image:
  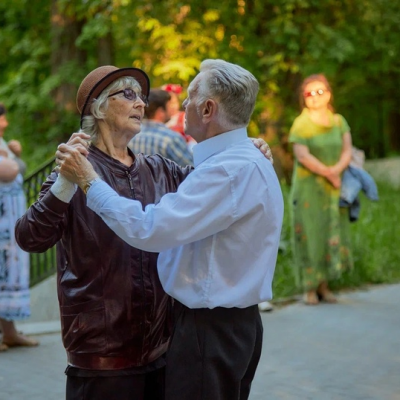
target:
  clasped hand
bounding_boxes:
[324,166,341,189]
[55,132,98,186]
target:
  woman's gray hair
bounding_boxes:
[80,77,142,139]
[196,59,259,127]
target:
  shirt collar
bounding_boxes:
[192,128,248,167]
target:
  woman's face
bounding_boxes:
[303,81,331,111]
[104,88,146,138]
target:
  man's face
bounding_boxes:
[182,74,206,143]
[0,115,8,136]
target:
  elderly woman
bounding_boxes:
[15,65,271,400]
[15,66,192,400]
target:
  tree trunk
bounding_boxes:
[97,32,114,66]
[50,0,86,117]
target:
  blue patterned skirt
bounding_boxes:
[0,175,31,321]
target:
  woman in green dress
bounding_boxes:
[289,74,353,305]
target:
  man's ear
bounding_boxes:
[202,99,217,122]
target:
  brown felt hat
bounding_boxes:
[76,65,150,127]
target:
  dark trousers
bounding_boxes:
[165,303,263,400]
[66,367,165,400]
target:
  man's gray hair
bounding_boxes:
[197,59,259,127]
[81,77,142,140]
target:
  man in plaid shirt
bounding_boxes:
[129,89,193,167]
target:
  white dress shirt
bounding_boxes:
[88,128,284,309]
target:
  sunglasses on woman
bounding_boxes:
[303,89,327,98]
[108,88,148,106]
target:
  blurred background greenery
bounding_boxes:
[1,0,400,172]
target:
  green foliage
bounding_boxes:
[332,182,400,288]
[272,181,400,300]
[272,182,299,299]
[1,0,400,172]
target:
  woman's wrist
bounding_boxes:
[319,164,329,177]
[331,163,346,175]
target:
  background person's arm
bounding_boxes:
[7,139,27,176]
[330,132,352,175]
[293,143,341,189]
[0,157,19,182]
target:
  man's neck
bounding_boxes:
[203,123,243,142]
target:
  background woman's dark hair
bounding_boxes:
[299,74,334,112]
[0,103,6,116]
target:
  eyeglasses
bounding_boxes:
[304,89,327,98]
[108,88,148,106]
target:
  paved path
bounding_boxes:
[251,284,400,400]
[1,284,399,400]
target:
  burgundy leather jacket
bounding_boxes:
[15,145,192,370]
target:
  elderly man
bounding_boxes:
[55,59,283,400]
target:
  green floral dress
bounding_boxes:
[289,109,353,291]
